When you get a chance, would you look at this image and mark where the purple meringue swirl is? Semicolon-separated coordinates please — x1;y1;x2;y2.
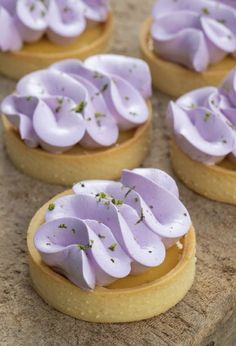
0;0;110;51
151;0;236;72
1;55;151;153
34;168;191;290
167;68;236;165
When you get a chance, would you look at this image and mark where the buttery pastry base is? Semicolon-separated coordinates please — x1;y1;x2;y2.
139;17;236;98
2;101;152;186
171;141;236;205
27;190;196;323
0;13;113;80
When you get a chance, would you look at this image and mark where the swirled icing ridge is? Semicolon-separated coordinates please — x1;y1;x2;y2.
151;0;236;72
34;168;191;290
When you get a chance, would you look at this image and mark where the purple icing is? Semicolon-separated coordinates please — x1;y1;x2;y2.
167;68;236;164
34;168;191;290
1;55;151;153
0;0;110;51
151;0;236;72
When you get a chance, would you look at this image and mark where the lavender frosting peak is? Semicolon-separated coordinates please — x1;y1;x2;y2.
167;68;236;164
1;55;151;153
151;0;236;72
0;0;110;51
34;168;191;290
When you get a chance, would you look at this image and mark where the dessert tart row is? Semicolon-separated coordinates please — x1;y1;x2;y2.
140;0;236;97
28;168;196;322
1;54;152;185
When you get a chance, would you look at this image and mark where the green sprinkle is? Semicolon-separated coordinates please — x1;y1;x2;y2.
96;192;108;199
108;243;117;251
111;198;123;206
204;112;211;122
48;203;55;211
58;224;67;229
94;112;104;118
72;101;87;113
77;241;93;251
26;96;32;101
202;7;210;15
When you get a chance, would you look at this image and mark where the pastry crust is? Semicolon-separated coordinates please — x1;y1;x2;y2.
139;17;236;98
2;101;152;186
0;13;113;80
171;141;236;205
27;189;196;323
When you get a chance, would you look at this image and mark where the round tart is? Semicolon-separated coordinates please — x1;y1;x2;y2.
0;1;113;80
27;169;196;322
1;55;152;185
139;0;236;97
171;141;236;205
167;69;236;204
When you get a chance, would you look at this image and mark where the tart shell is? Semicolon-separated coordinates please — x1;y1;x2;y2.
171;140;236;205
139;17;236;98
0;13;113;80
27;190;196;323
2;101;152;186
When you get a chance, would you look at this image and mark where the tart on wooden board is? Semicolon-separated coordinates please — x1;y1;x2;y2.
28;168;196;322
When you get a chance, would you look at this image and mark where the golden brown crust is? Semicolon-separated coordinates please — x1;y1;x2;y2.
27;189;196;323
139;17;235;98
171;140;236;205
2;100;152;186
0;13;113;80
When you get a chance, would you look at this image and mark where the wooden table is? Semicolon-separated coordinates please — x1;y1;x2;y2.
0;1;235;345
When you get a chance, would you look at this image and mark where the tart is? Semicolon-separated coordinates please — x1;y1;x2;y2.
139;0;236;97
27;168;196;322
0;1;113;80
1;55;152;185
167;68;236;205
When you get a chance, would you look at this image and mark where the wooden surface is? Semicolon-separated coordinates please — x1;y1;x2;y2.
0;1;235;345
